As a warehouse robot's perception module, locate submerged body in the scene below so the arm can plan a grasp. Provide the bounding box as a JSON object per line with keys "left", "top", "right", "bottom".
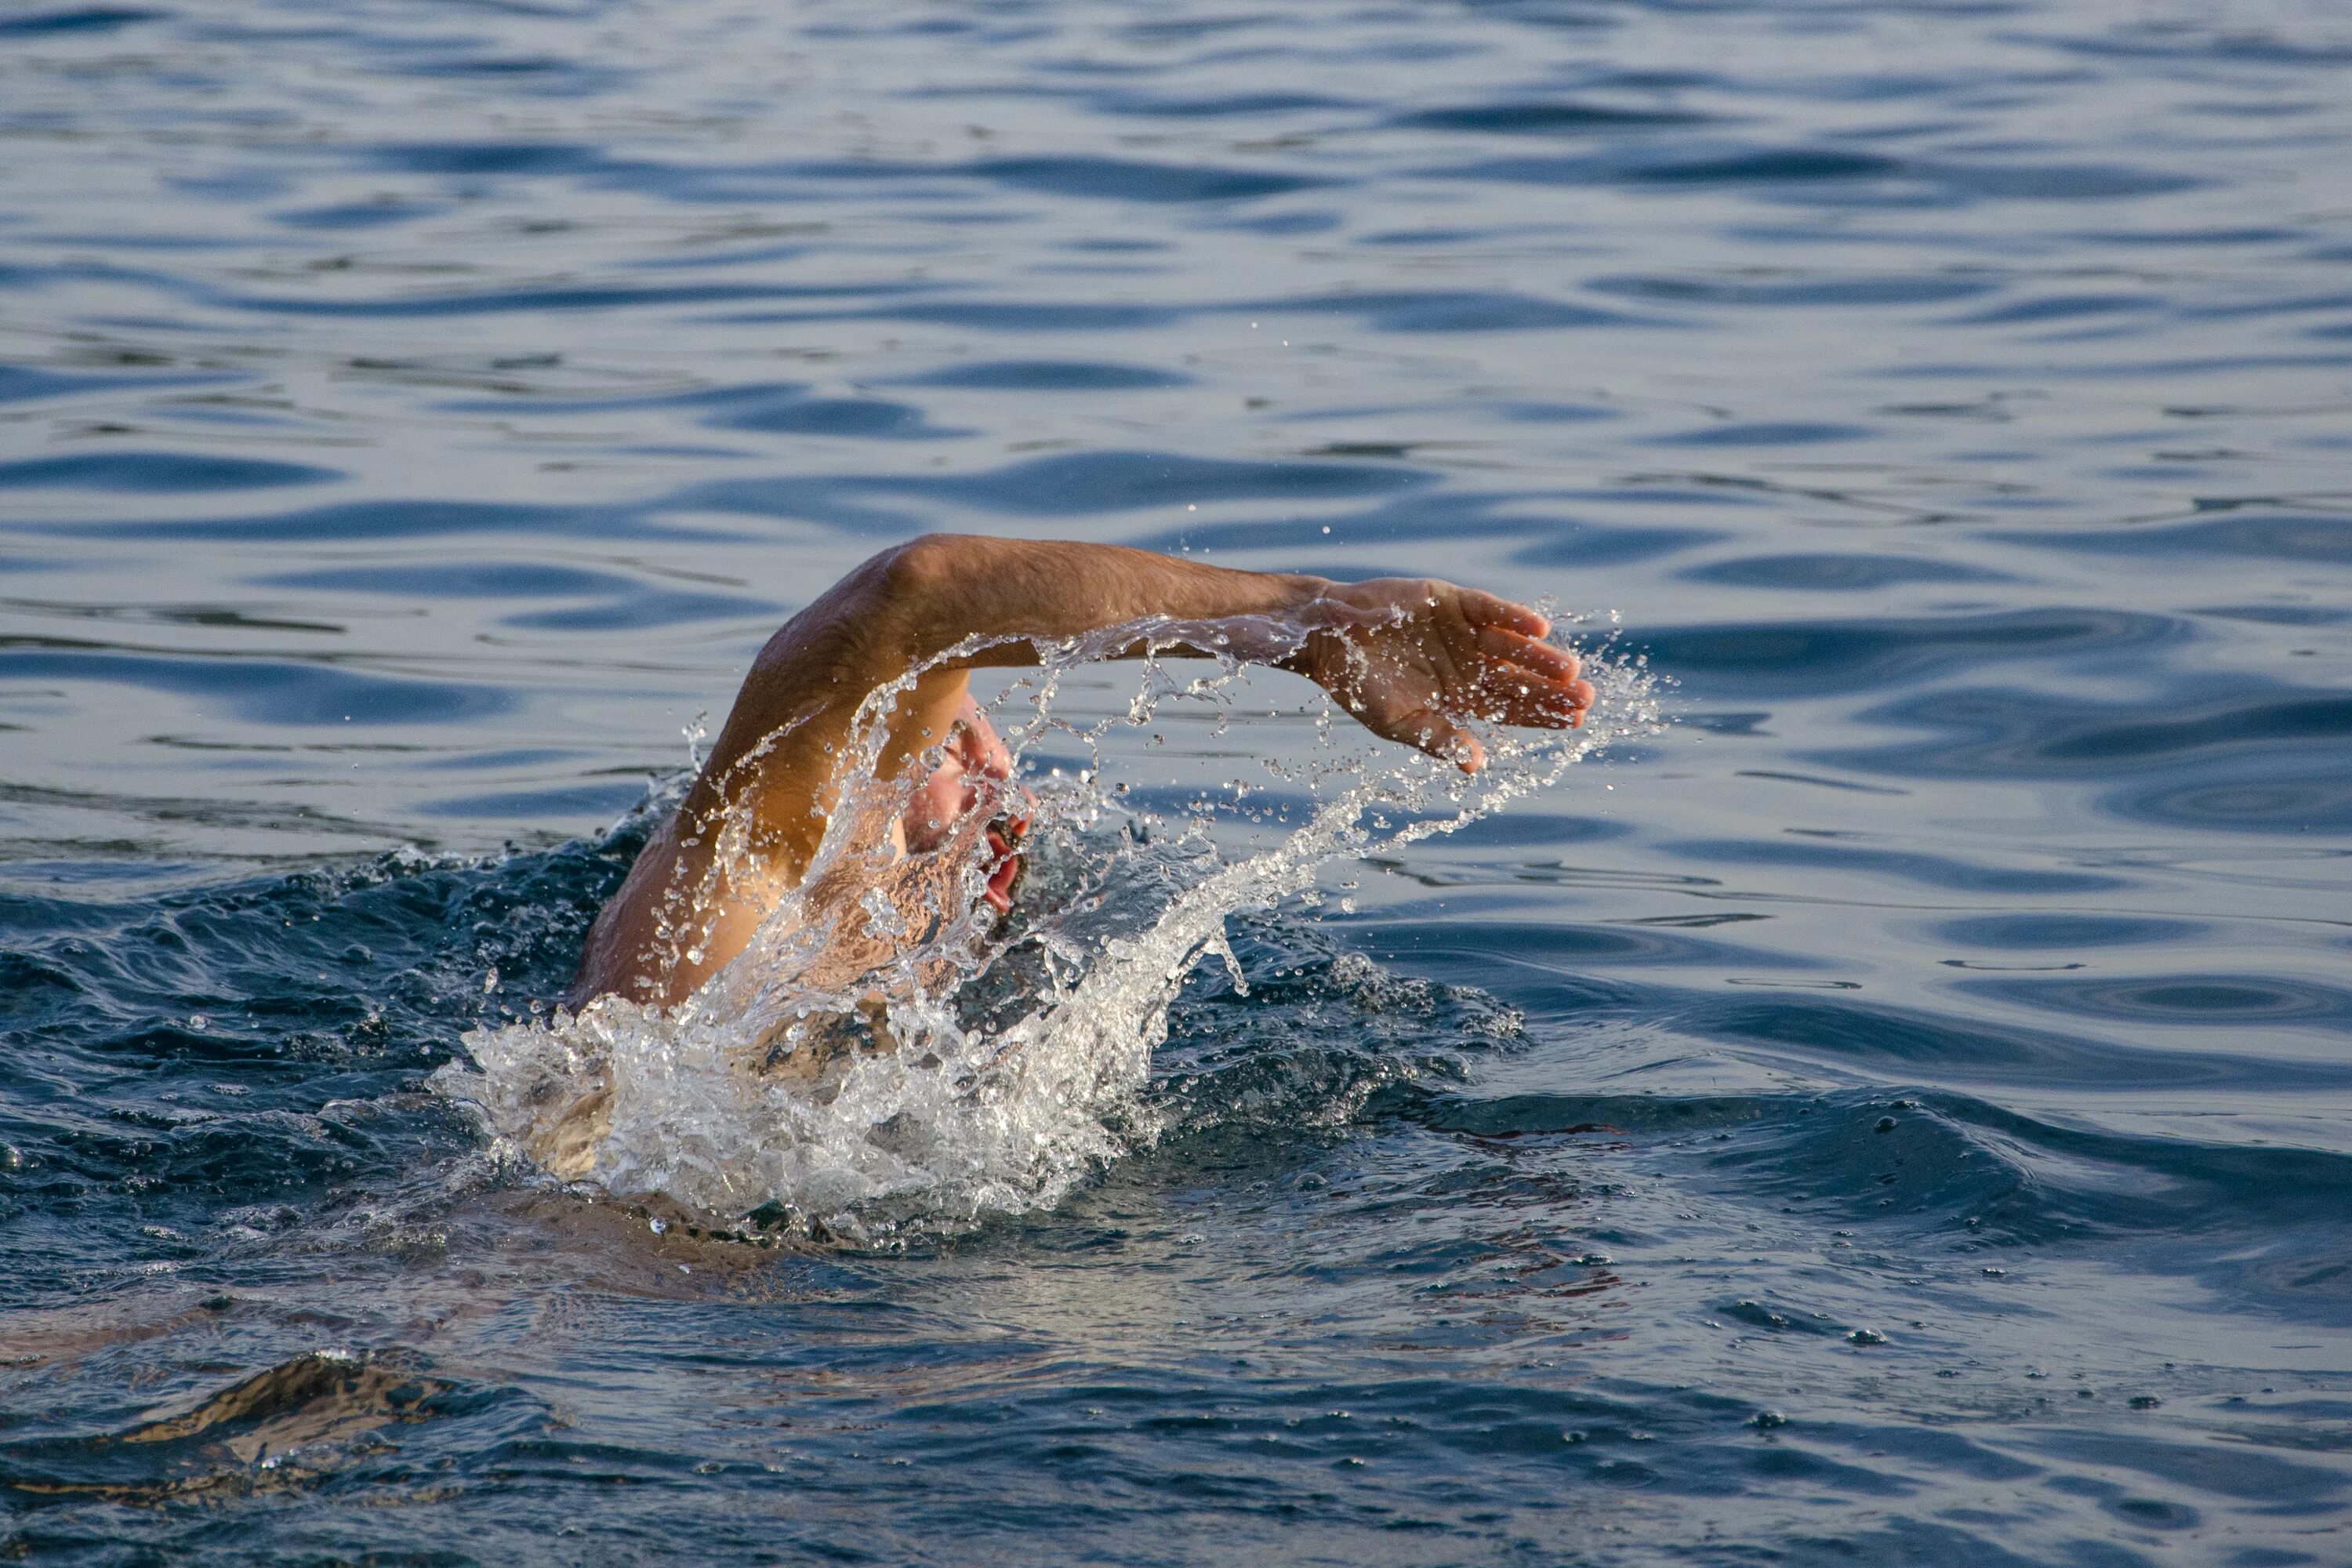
{"left": 572, "top": 534, "right": 1592, "bottom": 1010}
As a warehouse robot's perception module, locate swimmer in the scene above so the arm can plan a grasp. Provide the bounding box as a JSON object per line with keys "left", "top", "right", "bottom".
{"left": 571, "top": 534, "right": 1592, "bottom": 1007}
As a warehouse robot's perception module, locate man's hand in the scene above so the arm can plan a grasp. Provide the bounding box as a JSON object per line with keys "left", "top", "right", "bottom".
{"left": 1298, "top": 579, "right": 1594, "bottom": 773}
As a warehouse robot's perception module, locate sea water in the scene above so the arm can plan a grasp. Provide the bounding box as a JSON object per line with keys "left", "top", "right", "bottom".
{"left": 2, "top": 0, "right": 2350, "bottom": 1562}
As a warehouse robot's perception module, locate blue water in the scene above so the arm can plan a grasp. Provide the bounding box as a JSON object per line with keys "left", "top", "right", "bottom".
{"left": 4, "top": 0, "right": 2350, "bottom": 1560}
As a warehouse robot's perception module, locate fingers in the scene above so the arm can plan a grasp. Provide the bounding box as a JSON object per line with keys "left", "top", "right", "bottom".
{"left": 1466, "top": 627, "right": 1594, "bottom": 728}
{"left": 1475, "top": 624, "right": 1578, "bottom": 681}
{"left": 1457, "top": 588, "right": 1549, "bottom": 641}
{"left": 1396, "top": 707, "right": 1486, "bottom": 774}
{"left": 1476, "top": 684, "right": 1580, "bottom": 728}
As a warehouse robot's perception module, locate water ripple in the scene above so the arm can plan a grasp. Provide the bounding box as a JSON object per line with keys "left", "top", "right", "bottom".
{"left": 4, "top": 0, "right": 2350, "bottom": 1558}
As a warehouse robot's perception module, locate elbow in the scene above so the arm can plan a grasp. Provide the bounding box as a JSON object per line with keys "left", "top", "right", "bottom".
{"left": 876, "top": 532, "right": 975, "bottom": 603}
{"left": 833, "top": 532, "right": 981, "bottom": 663}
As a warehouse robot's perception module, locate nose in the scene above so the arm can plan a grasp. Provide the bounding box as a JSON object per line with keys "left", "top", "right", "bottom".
{"left": 953, "top": 699, "right": 1014, "bottom": 782}
{"left": 899, "top": 699, "right": 1024, "bottom": 855}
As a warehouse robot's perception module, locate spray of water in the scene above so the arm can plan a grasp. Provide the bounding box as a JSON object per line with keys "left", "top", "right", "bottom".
{"left": 435, "top": 609, "right": 1662, "bottom": 1240}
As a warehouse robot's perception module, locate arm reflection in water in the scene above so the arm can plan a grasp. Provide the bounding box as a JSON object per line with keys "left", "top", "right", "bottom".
{"left": 570, "top": 533, "right": 1593, "bottom": 1009}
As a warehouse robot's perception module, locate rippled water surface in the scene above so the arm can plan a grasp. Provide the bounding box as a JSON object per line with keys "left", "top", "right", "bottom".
{"left": 5, "top": 0, "right": 2352, "bottom": 1561}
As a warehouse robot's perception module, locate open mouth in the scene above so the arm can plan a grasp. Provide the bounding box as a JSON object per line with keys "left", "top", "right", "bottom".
{"left": 982, "top": 814, "right": 1029, "bottom": 912}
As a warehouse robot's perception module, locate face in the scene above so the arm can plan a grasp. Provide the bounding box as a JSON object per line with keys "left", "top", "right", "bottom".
{"left": 898, "top": 696, "right": 1028, "bottom": 911}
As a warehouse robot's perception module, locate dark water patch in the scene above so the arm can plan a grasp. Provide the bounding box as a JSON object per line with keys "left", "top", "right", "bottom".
{"left": 2073, "top": 224, "right": 2308, "bottom": 248}
{"left": 1733, "top": 768, "right": 1905, "bottom": 795}
{"left": 1396, "top": 101, "right": 1714, "bottom": 134}
{"left": 1707, "top": 1089, "right": 2352, "bottom": 1269}
{"left": 1092, "top": 91, "right": 1359, "bottom": 118}
{"left": 394, "top": 53, "right": 630, "bottom": 99}
{"left": 419, "top": 782, "right": 652, "bottom": 818}
{"left": 2191, "top": 604, "right": 2349, "bottom": 626}
{"left": 1366, "top": 915, "right": 1817, "bottom": 978}
{"left": 2002, "top": 510, "right": 2352, "bottom": 565}
{"left": 269, "top": 198, "right": 445, "bottom": 231}
{"left": 364, "top": 140, "right": 608, "bottom": 178}
{"left": 0, "top": 5, "right": 163, "bottom": 34}
{"left": 1485, "top": 398, "right": 1614, "bottom": 423}
{"left": 2028, "top": 24, "right": 2352, "bottom": 67}
{"left": 255, "top": 563, "right": 637, "bottom": 600}
{"left": 2037, "top": 695, "right": 2352, "bottom": 764}
{"left": 1940, "top": 161, "right": 2199, "bottom": 201}
{"left": 2107, "top": 771, "right": 2352, "bottom": 835}
{"left": 434, "top": 380, "right": 813, "bottom": 417}
{"left": 415, "top": 747, "right": 583, "bottom": 773}
{"left": 1507, "top": 522, "right": 1724, "bottom": 566}
{"left": 1830, "top": 684, "right": 2352, "bottom": 832}
{"left": 2027, "top": 1428, "right": 2347, "bottom": 1509}
{"left": 1952, "top": 291, "right": 2161, "bottom": 325}
{"left": 69, "top": 498, "right": 697, "bottom": 544}
{"left": 695, "top": 384, "right": 955, "bottom": 441}
{"left": 1962, "top": 974, "right": 2352, "bottom": 1031}
{"left": 1560, "top": 480, "right": 1775, "bottom": 510}
{"left": 0, "top": 648, "right": 513, "bottom": 728}
{"left": 626, "top": 239, "right": 821, "bottom": 273}
{"left": 0, "top": 452, "right": 337, "bottom": 494}
{"left": 1232, "top": 289, "right": 1635, "bottom": 332}
{"left": 220, "top": 279, "right": 868, "bottom": 319}
{"left": 902, "top": 359, "right": 1192, "bottom": 391}
{"left": 1442, "top": 145, "right": 1906, "bottom": 187}
{"left": 1663, "top": 834, "right": 2124, "bottom": 895}
{"left": 1637, "top": 608, "right": 2181, "bottom": 698}
{"left": 1691, "top": 1092, "right": 2062, "bottom": 1243}
{"left": 1683, "top": 991, "right": 2352, "bottom": 1094}
{"left": 684, "top": 449, "right": 1425, "bottom": 532}
{"left": 442, "top": 378, "right": 944, "bottom": 444}
{"left": 0, "top": 365, "right": 227, "bottom": 405}
{"left": 844, "top": 299, "right": 1187, "bottom": 333}
{"left": 1680, "top": 552, "right": 2013, "bottom": 590}
{"left": 1140, "top": 489, "right": 1717, "bottom": 564}
{"left": 1437, "top": 811, "right": 1628, "bottom": 849}
{"left": 970, "top": 156, "right": 1330, "bottom": 204}
{"left": 1647, "top": 420, "right": 1872, "bottom": 447}
{"left": 1936, "top": 913, "right": 2206, "bottom": 950}
{"left": 1589, "top": 272, "right": 1994, "bottom": 308}
{"left": 953, "top": 450, "right": 1422, "bottom": 515}
{"left": 1419, "top": 1089, "right": 1785, "bottom": 1139}
{"left": 1439, "top": 145, "right": 2194, "bottom": 205}
{"left": 498, "top": 589, "right": 775, "bottom": 632}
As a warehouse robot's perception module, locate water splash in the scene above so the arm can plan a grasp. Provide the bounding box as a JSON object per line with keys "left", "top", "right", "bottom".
{"left": 437, "top": 614, "right": 1662, "bottom": 1240}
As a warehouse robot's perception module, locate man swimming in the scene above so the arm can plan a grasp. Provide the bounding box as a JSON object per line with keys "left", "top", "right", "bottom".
{"left": 571, "top": 534, "right": 1593, "bottom": 1007}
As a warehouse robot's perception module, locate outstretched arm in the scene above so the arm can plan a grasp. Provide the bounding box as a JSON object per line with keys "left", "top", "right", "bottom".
{"left": 573, "top": 534, "right": 1591, "bottom": 1005}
